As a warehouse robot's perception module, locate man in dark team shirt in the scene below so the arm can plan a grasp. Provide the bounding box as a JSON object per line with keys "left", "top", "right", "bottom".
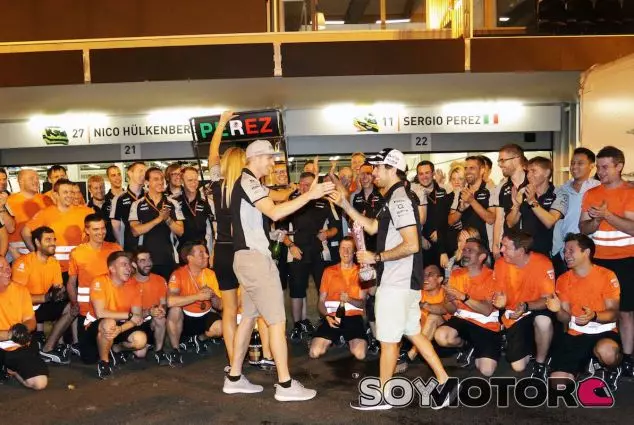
{"left": 412, "top": 160, "right": 450, "bottom": 268}
{"left": 129, "top": 167, "right": 184, "bottom": 281}
{"left": 106, "top": 165, "right": 124, "bottom": 200}
{"left": 284, "top": 172, "right": 339, "bottom": 341}
{"left": 351, "top": 164, "right": 384, "bottom": 252}
{"left": 174, "top": 167, "right": 214, "bottom": 249}
{"left": 111, "top": 162, "right": 146, "bottom": 251}
{"left": 506, "top": 156, "right": 567, "bottom": 256}
{"left": 492, "top": 144, "right": 528, "bottom": 259}
{"left": 448, "top": 156, "right": 495, "bottom": 249}
{"left": 87, "top": 175, "right": 116, "bottom": 243}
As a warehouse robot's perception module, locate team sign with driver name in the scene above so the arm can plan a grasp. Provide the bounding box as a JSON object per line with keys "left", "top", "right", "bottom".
{"left": 190, "top": 109, "right": 283, "bottom": 143}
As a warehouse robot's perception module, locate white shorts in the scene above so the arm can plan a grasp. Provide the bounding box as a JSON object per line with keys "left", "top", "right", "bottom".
{"left": 375, "top": 286, "right": 422, "bottom": 343}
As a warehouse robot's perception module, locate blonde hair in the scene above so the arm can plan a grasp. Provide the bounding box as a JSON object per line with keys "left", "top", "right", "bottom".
{"left": 220, "top": 147, "right": 246, "bottom": 206}
{"left": 87, "top": 175, "right": 104, "bottom": 186}
{"left": 456, "top": 227, "right": 481, "bottom": 259}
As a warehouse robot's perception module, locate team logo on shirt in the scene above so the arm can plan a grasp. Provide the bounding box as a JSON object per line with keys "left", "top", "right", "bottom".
{"left": 547, "top": 270, "right": 555, "bottom": 281}
{"left": 16, "top": 263, "right": 25, "bottom": 271}
{"left": 611, "top": 278, "right": 619, "bottom": 288}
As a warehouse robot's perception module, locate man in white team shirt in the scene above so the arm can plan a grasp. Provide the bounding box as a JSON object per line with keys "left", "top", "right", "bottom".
{"left": 330, "top": 148, "right": 455, "bottom": 411}
{"left": 224, "top": 140, "right": 334, "bottom": 402}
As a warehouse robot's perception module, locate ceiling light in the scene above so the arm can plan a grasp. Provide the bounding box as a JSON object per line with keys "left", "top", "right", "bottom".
{"left": 376, "top": 19, "right": 411, "bottom": 24}
{"left": 325, "top": 20, "right": 345, "bottom": 25}
{"left": 499, "top": 17, "right": 510, "bottom": 22}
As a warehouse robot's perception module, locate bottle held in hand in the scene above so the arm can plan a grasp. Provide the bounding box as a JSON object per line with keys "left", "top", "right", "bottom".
{"left": 335, "top": 300, "right": 346, "bottom": 327}
{"left": 351, "top": 222, "right": 376, "bottom": 281}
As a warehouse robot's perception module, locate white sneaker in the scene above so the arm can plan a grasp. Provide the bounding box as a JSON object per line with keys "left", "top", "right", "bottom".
{"left": 274, "top": 379, "right": 317, "bottom": 402}
{"left": 222, "top": 375, "right": 264, "bottom": 394}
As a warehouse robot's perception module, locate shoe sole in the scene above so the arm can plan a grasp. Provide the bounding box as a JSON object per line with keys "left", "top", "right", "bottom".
{"left": 223, "top": 387, "right": 264, "bottom": 394}
{"left": 274, "top": 392, "right": 317, "bottom": 402}
{"left": 350, "top": 402, "right": 392, "bottom": 411}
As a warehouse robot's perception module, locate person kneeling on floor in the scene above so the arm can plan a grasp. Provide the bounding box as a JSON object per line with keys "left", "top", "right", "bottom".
{"left": 166, "top": 241, "right": 223, "bottom": 364}
{"left": 0, "top": 257, "right": 48, "bottom": 390}
{"left": 310, "top": 237, "right": 367, "bottom": 360}
{"left": 80, "top": 251, "right": 147, "bottom": 379}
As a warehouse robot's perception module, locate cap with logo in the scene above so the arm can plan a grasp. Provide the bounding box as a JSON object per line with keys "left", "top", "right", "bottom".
{"left": 246, "top": 139, "right": 276, "bottom": 159}
{"left": 367, "top": 148, "right": 407, "bottom": 172}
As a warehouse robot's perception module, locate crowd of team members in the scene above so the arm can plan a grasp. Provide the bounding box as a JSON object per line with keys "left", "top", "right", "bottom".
{"left": 0, "top": 113, "right": 632, "bottom": 407}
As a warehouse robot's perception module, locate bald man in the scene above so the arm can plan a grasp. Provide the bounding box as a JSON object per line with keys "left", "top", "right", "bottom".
{"left": 6, "top": 170, "right": 50, "bottom": 260}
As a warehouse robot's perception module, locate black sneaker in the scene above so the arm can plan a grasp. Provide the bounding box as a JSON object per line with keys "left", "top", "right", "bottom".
{"left": 68, "top": 343, "right": 81, "bottom": 357}
{"left": 109, "top": 350, "right": 129, "bottom": 367}
{"left": 350, "top": 398, "right": 393, "bottom": 411}
{"left": 602, "top": 367, "right": 621, "bottom": 392}
{"left": 179, "top": 337, "right": 195, "bottom": 353}
{"left": 587, "top": 357, "right": 604, "bottom": 377}
{"left": 367, "top": 337, "right": 380, "bottom": 355}
{"left": 621, "top": 356, "right": 634, "bottom": 378}
{"left": 210, "top": 337, "right": 223, "bottom": 345}
{"left": 334, "top": 334, "right": 346, "bottom": 348}
{"left": 456, "top": 344, "right": 475, "bottom": 369}
{"left": 301, "top": 319, "right": 315, "bottom": 334}
{"left": 97, "top": 360, "right": 113, "bottom": 380}
{"left": 33, "top": 331, "right": 46, "bottom": 350}
{"left": 290, "top": 323, "right": 303, "bottom": 342}
{"left": 530, "top": 361, "right": 548, "bottom": 382}
{"left": 259, "top": 357, "right": 276, "bottom": 370}
{"left": 40, "top": 345, "right": 71, "bottom": 365}
{"left": 170, "top": 350, "right": 184, "bottom": 366}
{"left": 193, "top": 336, "right": 210, "bottom": 354}
{"left": 0, "top": 364, "right": 9, "bottom": 382}
{"left": 395, "top": 351, "right": 409, "bottom": 374}
{"left": 154, "top": 350, "right": 171, "bottom": 366}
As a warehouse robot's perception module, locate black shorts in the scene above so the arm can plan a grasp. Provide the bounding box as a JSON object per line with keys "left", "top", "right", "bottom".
{"left": 441, "top": 317, "right": 502, "bottom": 361}
{"left": 35, "top": 301, "right": 66, "bottom": 323}
{"left": 140, "top": 320, "right": 156, "bottom": 346}
{"left": 550, "top": 331, "right": 621, "bottom": 375}
{"left": 0, "top": 343, "right": 48, "bottom": 380}
{"left": 313, "top": 315, "right": 367, "bottom": 343}
{"left": 505, "top": 316, "right": 535, "bottom": 363}
{"left": 288, "top": 259, "right": 326, "bottom": 299}
{"left": 182, "top": 311, "right": 222, "bottom": 339}
{"left": 214, "top": 243, "right": 239, "bottom": 291}
{"left": 79, "top": 319, "right": 146, "bottom": 364}
{"left": 366, "top": 295, "right": 376, "bottom": 323}
{"left": 594, "top": 257, "right": 634, "bottom": 312}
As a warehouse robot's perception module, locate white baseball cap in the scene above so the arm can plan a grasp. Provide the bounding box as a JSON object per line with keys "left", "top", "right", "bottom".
{"left": 246, "top": 139, "right": 275, "bottom": 159}
{"left": 367, "top": 148, "right": 407, "bottom": 172}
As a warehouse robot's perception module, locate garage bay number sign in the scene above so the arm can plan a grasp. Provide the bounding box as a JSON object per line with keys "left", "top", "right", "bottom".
{"left": 190, "top": 109, "right": 283, "bottom": 144}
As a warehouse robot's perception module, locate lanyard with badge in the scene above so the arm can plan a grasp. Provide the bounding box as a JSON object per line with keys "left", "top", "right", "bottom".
{"left": 186, "top": 267, "right": 210, "bottom": 311}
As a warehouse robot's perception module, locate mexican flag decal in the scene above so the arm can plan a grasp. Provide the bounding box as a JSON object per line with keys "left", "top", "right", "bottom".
{"left": 483, "top": 114, "right": 499, "bottom": 125}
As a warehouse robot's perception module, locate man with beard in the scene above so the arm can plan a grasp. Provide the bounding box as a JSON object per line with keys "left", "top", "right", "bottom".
{"left": 434, "top": 238, "right": 501, "bottom": 376}
{"left": 492, "top": 144, "right": 528, "bottom": 259}
{"left": 448, "top": 156, "right": 495, "bottom": 251}
{"left": 132, "top": 249, "right": 169, "bottom": 365}
{"left": 12, "top": 226, "right": 77, "bottom": 365}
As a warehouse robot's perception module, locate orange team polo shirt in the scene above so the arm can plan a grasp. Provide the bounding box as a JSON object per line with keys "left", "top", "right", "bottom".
{"left": 421, "top": 287, "right": 451, "bottom": 324}
{"left": 448, "top": 267, "right": 500, "bottom": 332}
{"left": 26, "top": 205, "right": 94, "bottom": 272}
{"left": 88, "top": 275, "right": 142, "bottom": 320}
{"left": 320, "top": 264, "right": 363, "bottom": 317}
{"left": 494, "top": 252, "right": 555, "bottom": 329}
{"left": 69, "top": 242, "right": 122, "bottom": 316}
{"left": 582, "top": 184, "right": 634, "bottom": 259}
{"left": 6, "top": 192, "right": 50, "bottom": 244}
{"left": 11, "top": 252, "right": 63, "bottom": 299}
{"left": 0, "top": 284, "right": 35, "bottom": 351}
{"left": 136, "top": 274, "right": 168, "bottom": 310}
{"left": 168, "top": 266, "right": 221, "bottom": 315}
{"left": 556, "top": 265, "right": 620, "bottom": 336}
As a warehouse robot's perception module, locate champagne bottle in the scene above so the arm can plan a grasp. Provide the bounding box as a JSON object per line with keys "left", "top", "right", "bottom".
{"left": 248, "top": 324, "right": 262, "bottom": 365}
{"left": 335, "top": 300, "right": 346, "bottom": 327}
{"left": 271, "top": 239, "right": 282, "bottom": 265}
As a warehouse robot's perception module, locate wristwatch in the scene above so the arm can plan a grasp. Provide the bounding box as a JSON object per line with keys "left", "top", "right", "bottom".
{"left": 374, "top": 253, "right": 382, "bottom": 263}
{"left": 529, "top": 200, "right": 539, "bottom": 209}
{"left": 462, "top": 294, "right": 470, "bottom": 303}
{"left": 128, "top": 312, "right": 134, "bottom": 320}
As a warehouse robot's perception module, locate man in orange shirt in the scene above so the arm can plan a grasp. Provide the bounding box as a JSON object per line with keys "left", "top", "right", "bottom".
{"left": 547, "top": 233, "right": 622, "bottom": 392}
{"left": 132, "top": 249, "right": 169, "bottom": 365}
{"left": 309, "top": 237, "right": 367, "bottom": 360}
{"left": 42, "top": 165, "right": 67, "bottom": 205}
{"left": 492, "top": 230, "right": 555, "bottom": 380}
{"left": 0, "top": 257, "right": 48, "bottom": 390}
{"left": 12, "top": 226, "right": 77, "bottom": 365}
{"left": 580, "top": 146, "right": 634, "bottom": 377}
{"left": 6, "top": 169, "right": 48, "bottom": 260}
{"left": 80, "top": 251, "right": 146, "bottom": 380}
{"left": 167, "top": 241, "right": 222, "bottom": 364}
{"left": 435, "top": 238, "right": 501, "bottom": 376}
{"left": 67, "top": 214, "right": 122, "bottom": 355}
{"left": 23, "top": 179, "right": 94, "bottom": 280}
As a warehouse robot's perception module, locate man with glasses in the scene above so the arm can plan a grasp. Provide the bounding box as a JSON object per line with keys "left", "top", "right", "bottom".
{"left": 491, "top": 144, "right": 528, "bottom": 259}
{"left": 164, "top": 163, "right": 183, "bottom": 199}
